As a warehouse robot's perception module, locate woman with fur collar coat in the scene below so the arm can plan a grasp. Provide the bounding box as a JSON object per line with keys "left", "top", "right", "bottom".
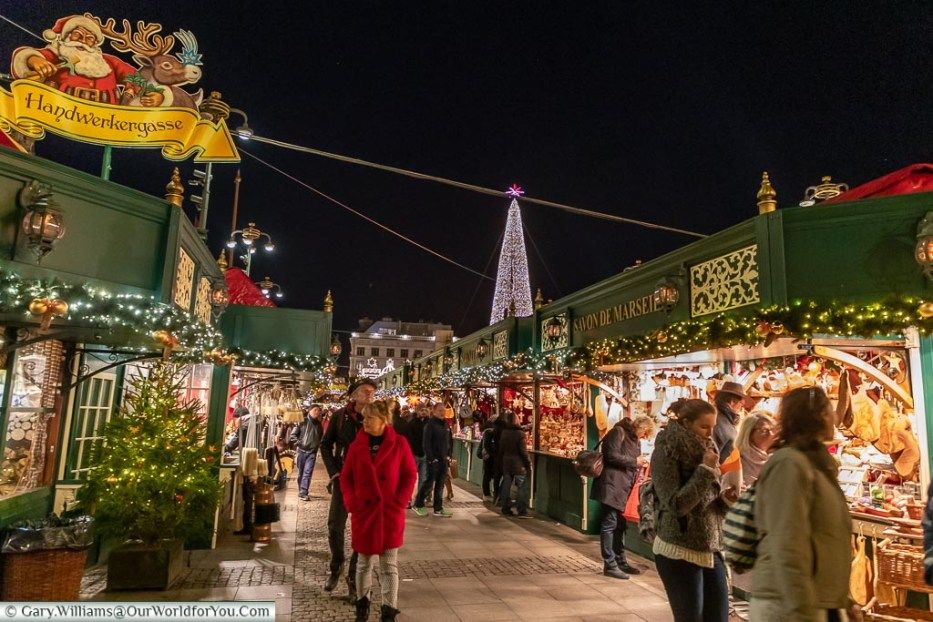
{"left": 649, "top": 399, "right": 734, "bottom": 622}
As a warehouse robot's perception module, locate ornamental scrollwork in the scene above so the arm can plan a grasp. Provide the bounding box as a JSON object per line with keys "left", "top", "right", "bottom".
{"left": 690, "top": 245, "right": 760, "bottom": 317}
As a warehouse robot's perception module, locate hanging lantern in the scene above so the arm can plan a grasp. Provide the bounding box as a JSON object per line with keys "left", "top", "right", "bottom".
{"left": 476, "top": 338, "right": 489, "bottom": 359}
{"left": 19, "top": 181, "right": 66, "bottom": 261}
{"left": 443, "top": 347, "right": 454, "bottom": 366}
{"left": 916, "top": 213, "right": 933, "bottom": 281}
{"left": 330, "top": 335, "right": 342, "bottom": 357}
{"left": 653, "top": 278, "right": 680, "bottom": 314}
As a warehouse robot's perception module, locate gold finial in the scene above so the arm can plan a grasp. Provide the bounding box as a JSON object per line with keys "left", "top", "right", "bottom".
{"left": 216, "top": 249, "right": 228, "bottom": 270}
{"left": 323, "top": 290, "right": 334, "bottom": 313}
{"left": 534, "top": 288, "right": 545, "bottom": 310}
{"left": 165, "top": 167, "right": 184, "bottom": 207}
{"left": 756, "top": 171, "right": 777, "bottom": 214}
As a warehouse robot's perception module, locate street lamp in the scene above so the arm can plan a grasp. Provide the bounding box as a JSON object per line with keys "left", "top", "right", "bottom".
{"left": 475, "top": 338, "right": 489, "bottom": 360}
{"left": 229, "top": 108, "right": 253, "bottom": 140}
{"left": 255, "top": 276, "right": 283, "bottom": 299}
{"left": 228, "top": 222, "right": 274, "bottom": 276}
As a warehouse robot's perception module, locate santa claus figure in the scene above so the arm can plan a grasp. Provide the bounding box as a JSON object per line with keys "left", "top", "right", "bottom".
{"left": 10, "top": 15, "right": 161, "bottom": 106}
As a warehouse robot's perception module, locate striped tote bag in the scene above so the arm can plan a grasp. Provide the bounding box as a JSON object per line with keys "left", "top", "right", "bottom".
{"left": 723, "top": 483, "right": 759, "bottom": 574}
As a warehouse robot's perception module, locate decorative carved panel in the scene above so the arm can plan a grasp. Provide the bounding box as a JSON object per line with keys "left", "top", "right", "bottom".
{"left": 690, "top": 245, "right": 760, "bottom": 317}
{"left": 173, "top": 248, "right": 195, "bottom": 310}
{"left": 195, "top": 277, "right": 212, "bottom": 324}
{"left": 493, "top": 331, "right": 508, "bottom": 360}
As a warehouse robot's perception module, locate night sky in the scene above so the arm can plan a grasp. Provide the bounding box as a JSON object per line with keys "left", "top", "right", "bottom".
{"left": 3, "top": 3, "right": 931, "bottom": 339}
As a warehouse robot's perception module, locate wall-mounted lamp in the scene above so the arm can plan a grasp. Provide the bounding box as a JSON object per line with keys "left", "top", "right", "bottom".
{"left": 19, "top": 181, "right": 65, "bottom": 262}
{"left": 330, "top": 335, "right": 343, "bottom": 357}
{"left": 917, "top": 212, "right": 933, "bottom": 282}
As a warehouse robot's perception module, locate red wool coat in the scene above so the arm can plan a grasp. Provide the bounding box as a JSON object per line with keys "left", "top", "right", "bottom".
{"left": 340, "top": 426, "right": 417, "bottom": 555}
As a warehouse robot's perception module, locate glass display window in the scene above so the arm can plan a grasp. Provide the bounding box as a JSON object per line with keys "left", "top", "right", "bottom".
{"left": 537, "top": 382, "right": 585, "bottom": 458}
{"left": 1, "top": 340, "right": 65, "bottom": 498}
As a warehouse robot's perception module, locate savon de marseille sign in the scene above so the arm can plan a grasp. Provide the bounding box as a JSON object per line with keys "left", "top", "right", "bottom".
{"left": 1, "top": 13, "right": 238, "bottom": 162}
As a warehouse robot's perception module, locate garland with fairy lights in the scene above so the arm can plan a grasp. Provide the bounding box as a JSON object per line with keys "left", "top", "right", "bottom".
{"left": 0, "top": 270, "right": 338, "bottom": 381}
{"left": 570, "top": 296, "right": 933, "bottom": 370}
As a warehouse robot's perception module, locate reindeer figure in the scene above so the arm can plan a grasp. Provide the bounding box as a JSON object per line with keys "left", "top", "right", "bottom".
{"left": 92, "top": 16, "right": 204, "bottom": 111}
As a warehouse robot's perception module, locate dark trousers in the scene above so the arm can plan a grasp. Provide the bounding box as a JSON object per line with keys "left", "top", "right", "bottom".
{"left": 241, "top": 477, "right": 254, "bottom": 529}
{"left": 414, "top": 459, "right": 446, "bottom": 512}
{"left": 599, "top": 504, "right": 627, "bottom": 568}
{"left": 655, "top": 552, "right": 729, "bottom": 622}
{"left": 327, "top": 479, "right": 359, "bottom": 579}
{"left": 500, "top": 472, "right": 529, "bottom": 513}
{"left": 481, "top": 458, "right": 499, "bottom": 497}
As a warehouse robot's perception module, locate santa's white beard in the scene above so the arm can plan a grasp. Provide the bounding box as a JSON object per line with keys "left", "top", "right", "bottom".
{"left": 51, "top": 39, "right": 112, "bottom": 78}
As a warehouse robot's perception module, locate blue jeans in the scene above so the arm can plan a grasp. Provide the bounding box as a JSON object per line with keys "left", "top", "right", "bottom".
{"left": 415, "top": 459, "right": 447, "bottom": 512}
{"left": 500, "top": 472, "right": 528, "bottom": 513}
{"left": 599, "top": 503, "right": 626, "bottom": 568}
{"left": 295, "top": 449, "right": 316, "bottom": 497}
{"left": 655, "top": 552, "right": 728, "bottom": 622}
{"left": 414, "top": 455, "right": 428, "bottom": 499}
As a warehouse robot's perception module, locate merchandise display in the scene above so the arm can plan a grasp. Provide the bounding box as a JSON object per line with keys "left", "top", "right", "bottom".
{"left": 501, "top": 385, "right": 535, "bottom": 450}
{"left": 537, "top": 382, "right": 585, "bottom": 458}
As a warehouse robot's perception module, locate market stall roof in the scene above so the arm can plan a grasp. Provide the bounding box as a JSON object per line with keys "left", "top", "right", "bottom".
{"left": 824, "top": 163, "right": 933, "bottom": 204}
{"left": 225, "top": 267, "right": 276, "bottom": 308}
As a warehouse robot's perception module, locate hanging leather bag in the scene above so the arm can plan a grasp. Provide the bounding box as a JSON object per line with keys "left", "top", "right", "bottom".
{"left": 573, "top": 438, "right": 604, "bottom": 478}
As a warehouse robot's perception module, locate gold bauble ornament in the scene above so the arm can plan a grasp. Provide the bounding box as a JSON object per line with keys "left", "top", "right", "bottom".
{"left": 770, "top": 322, "right": 785, "bottom": 335}
{"left": 655, "top": 330, "right": 668, "bottom": 344}
{"left": 28, "top": 298, "right": 50, "bottom": 316}
{"left": 919, "top": 302, "right": 933, "bottom": 320}
{"left": 755, "top": 321, "right": 772, "bottom": 338}
{"left": 49, "top": 299, "right": 69, "bottom": 316}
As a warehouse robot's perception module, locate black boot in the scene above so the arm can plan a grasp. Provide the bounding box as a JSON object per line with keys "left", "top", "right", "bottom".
{"left": 324, "top": 568, "right": 341, "bottom": 592}
{"left": 346, "top": 577, "right": 358, "bottom": 604}
{"left": 380, "top": 604, "right": 400, "bottom": 621}
{"left": 603, "top": 564, "right": 629, "bottom": 580}
{"left": 618, "top": 560, "right": 641, "bottom": 575}
{"left": 355, "top": 596, "right": 370, "bottom": 621}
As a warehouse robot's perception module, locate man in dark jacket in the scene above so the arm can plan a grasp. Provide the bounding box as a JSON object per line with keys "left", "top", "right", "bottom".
{"left": 712, "top": 381, "right": 746, "bottom": 464}
{"left": 406, "top": 406, "right": 428, "bottom": 507}
{"left": 477, "top": 418, "right": 500, "bottom": 501}
{"left": 591, "top": 418, "right": 643, "bottom": 579}
{"left": 290, "top": 404, "right": 323, "bottom": 501}
{"left": 412, "top": 403, "right": 452, "bottom": 517}
{"left": 498, "top": 411, "right": 532, "bottom": 518}
{"left": 320, "top": 379, "right": 375, "bottom": 600}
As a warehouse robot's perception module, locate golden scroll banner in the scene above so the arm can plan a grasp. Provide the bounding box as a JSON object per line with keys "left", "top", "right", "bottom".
{"left": 0, "top": 80, "right": 239, "bottom": 162}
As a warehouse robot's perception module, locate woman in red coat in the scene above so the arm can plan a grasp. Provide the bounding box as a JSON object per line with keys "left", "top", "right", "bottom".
{"left": 341, "top": 400, "right": 417, "bottom": 622}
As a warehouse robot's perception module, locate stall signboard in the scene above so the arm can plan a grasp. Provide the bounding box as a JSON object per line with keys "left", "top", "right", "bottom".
{"left": 1, "top": 13, "right": 238, "bottom": 162}
{"left": 570, "top": 292, "right": 663, "bottom": 342}
{"left": 357, "top": 357, "right": 394, "bottom": 379}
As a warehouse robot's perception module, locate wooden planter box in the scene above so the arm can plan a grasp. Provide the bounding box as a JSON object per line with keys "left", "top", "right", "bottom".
{"left": 107, "top": 539, "right": 184, "bottom": 591}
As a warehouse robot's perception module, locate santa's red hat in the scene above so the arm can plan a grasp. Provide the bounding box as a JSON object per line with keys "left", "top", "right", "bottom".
{"left": 42, "top": 14, "right": 103, "bottom": 44}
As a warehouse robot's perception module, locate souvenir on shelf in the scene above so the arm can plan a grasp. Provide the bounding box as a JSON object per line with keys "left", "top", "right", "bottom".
{"left": 501, "top": 386, "right": 534, "bottom": 450}
{"left": 537, "top": 383, "right": 584, "bottom": 458}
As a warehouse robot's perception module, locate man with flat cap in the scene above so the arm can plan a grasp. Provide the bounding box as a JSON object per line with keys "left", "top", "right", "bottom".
{"left": 320, "top": 378, "right": 376, "bottom": 602}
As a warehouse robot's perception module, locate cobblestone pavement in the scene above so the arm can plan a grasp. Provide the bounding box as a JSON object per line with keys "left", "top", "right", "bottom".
{"left": 81, "top": 462, "right": 749, "bottom": 621}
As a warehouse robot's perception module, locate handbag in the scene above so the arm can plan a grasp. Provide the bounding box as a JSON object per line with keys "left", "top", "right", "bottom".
{"left": 623, "top": 465, "right": 646, "bottom": 523}
{"left": 723, "top": 483, "right": 758, "bottom": 573}
{"left": 573, "top": 438, "right": 605, "bottom": 478}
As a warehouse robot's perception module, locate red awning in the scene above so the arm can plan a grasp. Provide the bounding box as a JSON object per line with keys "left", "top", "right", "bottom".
{"left": 824, "top": 163, "right": 933, "bottom": 204}
{"left": 224, "top": 267, "right": 276, "bottom": 308}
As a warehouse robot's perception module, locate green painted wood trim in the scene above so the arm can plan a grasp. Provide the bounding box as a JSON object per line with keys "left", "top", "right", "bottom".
{"left": 0, "top": 346, "right": 16, "bottom": 470}
{"left": 0, "top": 487, "right": 53, "bottom": 528}
{"left": 921, "top": 335, "right": 933, "bottom": 479}
{"left": 0, "top": 149, "right": 171, "bottom": 223}
{"left": 206, "top": 365, "right": 232, "bottom": 451}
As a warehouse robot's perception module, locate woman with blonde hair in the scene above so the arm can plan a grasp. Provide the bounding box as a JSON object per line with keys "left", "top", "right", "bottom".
{"left": 735, "top": 411, "right": 776, "bottom": 487}
{"left": 751, "top": 387, "right": 858, "bottom": 621}
{"left": 340, "top": 400, "right": 417, "bottom": 621}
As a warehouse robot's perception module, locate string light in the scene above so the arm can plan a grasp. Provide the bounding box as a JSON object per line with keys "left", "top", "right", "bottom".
{"left": 490, "top": 196, "right": 534, "bottom": 324}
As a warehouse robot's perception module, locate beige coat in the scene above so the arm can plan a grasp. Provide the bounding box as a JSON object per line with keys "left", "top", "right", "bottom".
{"left": 752, "top": 446, "right": 851, "bottom": 620}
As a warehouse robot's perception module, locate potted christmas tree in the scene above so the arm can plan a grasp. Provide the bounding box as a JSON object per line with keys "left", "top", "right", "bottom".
{"left": 77, "top": 363, "right": 221, "bottom": 590}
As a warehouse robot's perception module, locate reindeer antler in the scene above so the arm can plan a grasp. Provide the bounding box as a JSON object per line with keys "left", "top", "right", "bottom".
{"left": 90, "top": 14, "right": 174, "bottom": 57}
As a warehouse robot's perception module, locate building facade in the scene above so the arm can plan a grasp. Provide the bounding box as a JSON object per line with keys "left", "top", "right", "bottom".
{"left": 349, "top": 317, "right": 453, "bottom": 380}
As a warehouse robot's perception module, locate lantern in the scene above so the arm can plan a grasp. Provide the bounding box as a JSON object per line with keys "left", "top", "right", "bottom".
{"left": 330, "top": 335, "right": 343, "bottom": 357}
{"left": 653, "top": 278, "right": 680, "bottom": 314}
{"left": 916, "top": 212, "right": 933, "bottom": 281}
{"left": 19, "top": 181, "right": 65, "bottom": 261}
{"left": 476, "top": 338, "right": 489, "bottom": 359}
